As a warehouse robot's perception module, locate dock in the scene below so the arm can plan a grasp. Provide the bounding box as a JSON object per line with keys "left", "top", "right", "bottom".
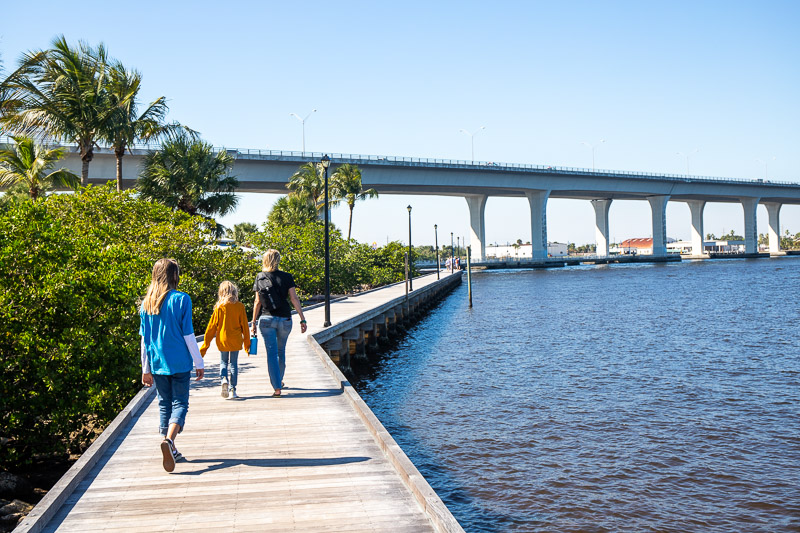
{"left": 16, "top": 271, "right": 464, "bottom": 533}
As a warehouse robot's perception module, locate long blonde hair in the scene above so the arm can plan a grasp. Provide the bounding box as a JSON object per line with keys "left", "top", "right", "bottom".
{"left": 214, "top": 281, "right": 239, "bottom": 309}
{"left": 262, "top": 249, "right": 281, "bottom": 272}
{"left": 141, "top": 259, "right": 180, "bottom": 315}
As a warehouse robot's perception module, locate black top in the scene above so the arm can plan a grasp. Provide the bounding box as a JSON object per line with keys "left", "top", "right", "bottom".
{"left": 253, "top": 270, "right": 296, "bottom": 319}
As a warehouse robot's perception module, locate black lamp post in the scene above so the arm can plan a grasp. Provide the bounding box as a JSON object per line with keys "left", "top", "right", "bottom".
{"left": 434, "top": 224, "right": 440, "bottom": 280}
{"left": 321, "top": 154, "right": 331, "bottom": 327}
{"left": 407, "top": 205, "right": 413, "bottom": 291}
{"left": 451, "top": 232, "right": 454, "bottom": 266}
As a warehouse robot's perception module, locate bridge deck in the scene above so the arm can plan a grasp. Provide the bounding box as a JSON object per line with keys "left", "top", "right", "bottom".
{"left": 34, "top": 273, "right": 456, "bottom": 532}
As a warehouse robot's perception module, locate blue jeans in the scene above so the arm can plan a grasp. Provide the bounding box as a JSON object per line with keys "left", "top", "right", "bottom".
{"left": 258, "top": 315, "right": 292, "bottom": 390}
{"left": 153, "top": 372, "right": 190, "bottom": 435}
{"left": 220, "top": 350, "right": 239, "bottom": 388}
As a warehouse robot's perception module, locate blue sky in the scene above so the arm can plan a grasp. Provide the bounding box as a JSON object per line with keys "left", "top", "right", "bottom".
{"left": 2, "top": 1, "right": 799, "bottom": 245}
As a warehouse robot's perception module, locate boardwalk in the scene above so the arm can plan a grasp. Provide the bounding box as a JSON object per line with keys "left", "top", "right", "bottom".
{"left": 19, "top": 272, "right": 463, "bottom": 533}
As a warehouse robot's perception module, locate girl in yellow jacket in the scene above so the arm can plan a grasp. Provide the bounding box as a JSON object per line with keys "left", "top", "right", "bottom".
{"left": 200, "top": 281, "right": 251, "bottom": 399}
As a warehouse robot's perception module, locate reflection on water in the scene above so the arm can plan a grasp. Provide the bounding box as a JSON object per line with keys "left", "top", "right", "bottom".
{"left": 352, "top": 259, "right": 800, "bottom": 532}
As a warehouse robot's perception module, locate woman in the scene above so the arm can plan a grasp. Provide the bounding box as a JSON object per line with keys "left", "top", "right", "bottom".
{"left": 251, "top": 249, "right": 307, "bottom": 396}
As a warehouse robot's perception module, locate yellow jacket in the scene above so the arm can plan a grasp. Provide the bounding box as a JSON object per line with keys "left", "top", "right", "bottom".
{"left": 199, "top": 301, "right": 251, "bottom": 356}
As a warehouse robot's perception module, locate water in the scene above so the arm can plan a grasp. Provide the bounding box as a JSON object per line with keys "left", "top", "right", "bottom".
{"left": 352, "top": 259, "right": 800, "bottom": 532}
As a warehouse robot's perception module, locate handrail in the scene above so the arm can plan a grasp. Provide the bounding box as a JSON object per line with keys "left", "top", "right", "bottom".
{"left": 1, "top": 135, "right": 797, "bottom": 187}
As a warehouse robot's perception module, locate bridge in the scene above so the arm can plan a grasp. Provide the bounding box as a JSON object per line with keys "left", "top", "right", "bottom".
{"left": 26, "top": 140, "right": 800, "bottom": 260}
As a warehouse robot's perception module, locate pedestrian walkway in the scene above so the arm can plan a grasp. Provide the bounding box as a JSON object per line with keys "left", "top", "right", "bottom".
{"left": 19, "top": 272, "right": 462, "bottom": 533}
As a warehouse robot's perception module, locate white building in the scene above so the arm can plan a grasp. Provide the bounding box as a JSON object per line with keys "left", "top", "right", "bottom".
{"left": 486, "top": 242, "right": 569, "bottom": 259}
{"left": 667, "top": 239, "right": 746, "bottom": 254}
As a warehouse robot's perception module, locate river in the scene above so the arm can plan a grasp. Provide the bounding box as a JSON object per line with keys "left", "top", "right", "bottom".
{"left": 352, "top": 258, "right": 800, "bottom": 532}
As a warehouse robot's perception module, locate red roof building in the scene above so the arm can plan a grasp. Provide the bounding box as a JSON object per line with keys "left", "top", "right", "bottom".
{"left": 619, "top": 238, "right": 653, "bottom": 255}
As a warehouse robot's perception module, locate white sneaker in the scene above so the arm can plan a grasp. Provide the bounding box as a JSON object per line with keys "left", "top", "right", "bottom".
{"left": 229, "top": 388, "right": 238, "bottom": 399}
{"left": 221, "top": 379, "right": 229, "bottom": 398}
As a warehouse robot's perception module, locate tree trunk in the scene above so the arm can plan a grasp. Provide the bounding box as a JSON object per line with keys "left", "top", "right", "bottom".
{"left": 347, "top": 204, "right": 354, "bottom": 241}
{"left": 115, "top": 148, "right": 124, "bottom": 192}
{"left": 81, "top": 158, "right": 90, "bottom": 186}
{"left": 80, "top": 142, "right": 94, "bottom": 187}
{"left": 30, "top": 186, "right": 39, "bottom": 201}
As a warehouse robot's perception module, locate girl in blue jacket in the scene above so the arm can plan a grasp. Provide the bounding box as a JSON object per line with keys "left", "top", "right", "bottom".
{"left": 140, "top": 258, "right": 204, "bottom": 472}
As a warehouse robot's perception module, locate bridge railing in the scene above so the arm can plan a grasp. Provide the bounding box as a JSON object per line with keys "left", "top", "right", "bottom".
{"left": 1, "top": 135, "right": 796, "bottom": 187}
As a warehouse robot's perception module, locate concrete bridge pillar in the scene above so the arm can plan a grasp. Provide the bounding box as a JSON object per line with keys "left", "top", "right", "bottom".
{"left": 465, "top": 195, "right": 487, "bottom": 261}
{"left": 525, "top": 190, "right": 550, "bottom": 259}
{"left": 686, "top": 200, "right": 706, "bottom": 256}
{"left": 762, "top": 202, "right": 782, "bottom": 254}
{"left": 647, "top": 195, "right": 670, "bottom": 256}
{"left": 591, "top": 199, "right": 612, "bottom": 257}
{"left": 741, "top": 197, "right": 760, "bottom": 254}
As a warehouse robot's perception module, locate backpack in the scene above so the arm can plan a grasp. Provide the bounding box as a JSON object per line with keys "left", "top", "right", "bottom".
{"left": 256, "top": 273, "right": 282, "bottom": 313}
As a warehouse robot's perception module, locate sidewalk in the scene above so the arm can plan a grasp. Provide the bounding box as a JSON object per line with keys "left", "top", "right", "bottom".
{"left": 31, "top": 273, "right": 459, "bottom": 532}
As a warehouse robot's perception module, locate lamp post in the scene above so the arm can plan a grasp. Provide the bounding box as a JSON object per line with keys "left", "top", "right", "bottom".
{"left": 289, "top": 109, "right": 316, "bottom": 155}
{"left": 755, "top": 156, "right": 776, "bottom": 180}
{"left": 459, "top": 126, "right": 486, "bottom": 162}
{"left": 457, "top": 236, "right": 460, "bottom": 261}
{"left": 676, "top": 149, "right": 699, "bottom": 177}
{"left": 451, "top": 232, "right": 454, "bottom": 266}
{"left": 434, "top": 224, "right": 440, "bottom": 280}
{"left": 321, "top": 154, "right": 331, "bottom": 327}
{"left": 407, "top": 205, "right": 413, "bottom": 291}
{"left": 581, "top": 139, "right": 605, "bottom": 171}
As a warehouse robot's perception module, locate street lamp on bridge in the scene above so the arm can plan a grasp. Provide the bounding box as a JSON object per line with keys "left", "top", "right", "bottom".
{"left": 676, "top": 149, "right": 699, "bottom": 177}
{"left": 289, "top": 109, "right": 316, "bottom": 155}
{"left": 756, "top": 156, "right": 776, "bottom": 181}
{"left": 581, "top": 139, "right": 605, "bottom": 172}
{"left": 459, "top": 126, "right": 485, "bottom": 162}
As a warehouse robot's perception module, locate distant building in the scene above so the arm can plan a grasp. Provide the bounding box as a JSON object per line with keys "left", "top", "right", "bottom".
{"left": 610, "top": 237, "right": 678, "bottom": 255}
{"left": 667, "top": 240, "right": 746, "bottom": 254}
{"left": 486, "top": 242, "right": 568, "bottom": 259}
{"left": 614, "top": 237, "right": 654, "bottom": 255}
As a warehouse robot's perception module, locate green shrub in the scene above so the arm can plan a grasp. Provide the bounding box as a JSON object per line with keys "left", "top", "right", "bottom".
{"left": 0, "top": 185, "right": 256, "bottom": 467}
{"left": 0, "top": 184, "right": 411, "bottom": 468}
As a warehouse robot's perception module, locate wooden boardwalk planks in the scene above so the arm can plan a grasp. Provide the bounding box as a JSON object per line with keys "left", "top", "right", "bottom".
{"left": 29, "top": 272, "right": 461, "bottom": 533}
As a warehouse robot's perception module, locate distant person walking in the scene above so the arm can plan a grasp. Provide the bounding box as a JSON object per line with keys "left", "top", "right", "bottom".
{"left": 455, "top": 256, "right": 461, "bottom": 270}
{"left": 251, "top": 249, "right": 307, "bottom": 397}
{"left": 445, "top": 257, "right": 452, "bottom": 271}
{"left": 139, "top": 258, "right": 204, "bottom": 473}
{"left": 200, "top": 281, "right": 251, "bottom": 400}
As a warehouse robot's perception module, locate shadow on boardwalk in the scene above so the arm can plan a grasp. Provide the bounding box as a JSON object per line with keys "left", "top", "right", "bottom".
{"left": 241, "top": 387, "right": 344, "bottom": 400}
{"left": 175, "top": 456, "right": 371, "bottom": 476}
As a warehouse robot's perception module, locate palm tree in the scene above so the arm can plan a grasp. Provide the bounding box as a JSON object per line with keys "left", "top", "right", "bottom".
{"left": 0, "top": 36, "right": 114, "bottom": 186}
{"left": 137, "top": 130, "right": 238, "bottom": 218}
{"left": 227, "top": 222, "right": 259, "bottom": 247}
{"left": 287, "top": 162, "right": 340, "bottom": 213}
{"left": 267, "top": 195, "right": 318, "bottom": 227}
{"left": 0, "top": 135, "right": 79, "bottom": 200}
{"left": 331, "top": 163, "right": 377, "bottom": 240}
{"left": 102, "top": 61, "right": 182, "bottom": 192}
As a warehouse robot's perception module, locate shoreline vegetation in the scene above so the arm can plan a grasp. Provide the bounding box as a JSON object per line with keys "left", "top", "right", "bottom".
{"left": 0, "top": 36, "right": 411, "bottom": 530}
{"left": 0, "top": 185, "right": 415, "bottom": 529}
